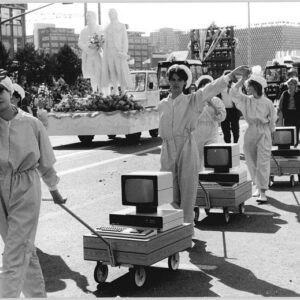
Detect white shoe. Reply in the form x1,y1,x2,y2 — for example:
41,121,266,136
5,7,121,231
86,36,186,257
257,193,267,202
252,189,260,197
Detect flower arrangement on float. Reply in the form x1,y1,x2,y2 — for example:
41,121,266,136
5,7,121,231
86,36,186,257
52,93,144,113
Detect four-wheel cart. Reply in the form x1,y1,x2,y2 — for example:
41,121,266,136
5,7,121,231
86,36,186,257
58,204,193,288
269,154,300,187
194,180,252,223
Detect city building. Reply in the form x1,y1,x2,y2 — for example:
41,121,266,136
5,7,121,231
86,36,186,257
235,22,300,67
150,28,189,54
33,23,55,50
38,26,80,55
0,4,27,56
128,31,152,70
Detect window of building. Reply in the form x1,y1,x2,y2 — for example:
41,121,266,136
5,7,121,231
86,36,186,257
13,25,22,37
42,36,49,41
1,8,10,20
12,9,21,25
2,24,11,36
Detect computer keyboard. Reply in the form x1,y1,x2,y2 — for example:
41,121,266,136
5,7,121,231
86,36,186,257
97,226,126,232
95,226,157,238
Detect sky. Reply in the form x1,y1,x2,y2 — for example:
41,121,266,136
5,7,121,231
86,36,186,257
22,1,300,36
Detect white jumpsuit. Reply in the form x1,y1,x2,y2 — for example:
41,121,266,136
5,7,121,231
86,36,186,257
158,76,230,224
194,96,226,172
0,109,59,298
231,88,276,190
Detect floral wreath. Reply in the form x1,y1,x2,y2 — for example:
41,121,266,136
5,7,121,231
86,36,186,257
168,64,192,89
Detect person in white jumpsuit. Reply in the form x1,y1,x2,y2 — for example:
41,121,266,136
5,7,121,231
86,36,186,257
0,70,65,298
194,75,227,172
158,64,250,224
231,69,276,202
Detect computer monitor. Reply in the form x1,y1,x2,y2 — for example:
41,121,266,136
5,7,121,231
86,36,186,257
204,143,240,173
272,126,298,149
121,171,173,214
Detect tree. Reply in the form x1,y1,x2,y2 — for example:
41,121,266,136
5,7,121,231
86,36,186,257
0,42,10,69
14,43,46,85
56,44,81,85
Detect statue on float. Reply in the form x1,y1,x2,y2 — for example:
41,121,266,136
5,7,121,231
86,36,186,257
78,11,104,93
102,8,132,95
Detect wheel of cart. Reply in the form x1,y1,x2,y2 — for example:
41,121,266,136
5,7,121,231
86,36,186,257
130,266,147,287
94,262,109,283
168,252,180,271
269,175,274,187
238,203,246,214
290,174,295,187
193,206,200,224
223,207,230,223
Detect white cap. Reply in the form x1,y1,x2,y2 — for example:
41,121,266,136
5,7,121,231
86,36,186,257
195,75,213,88
12,83,25,100
168,64,192,89
247,74,268,89
247,65,267,89
0,76,14,95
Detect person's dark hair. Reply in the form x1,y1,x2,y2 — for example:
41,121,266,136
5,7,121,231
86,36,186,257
248,79,263,96
197,79,212,89
167,66,188,82
12,91,22,107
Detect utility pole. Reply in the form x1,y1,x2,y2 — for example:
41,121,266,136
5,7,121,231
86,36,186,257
247,1,251,66
98,3,101,25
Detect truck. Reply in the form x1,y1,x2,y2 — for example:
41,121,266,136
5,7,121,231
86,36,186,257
264,58,300,102
46,70,160,144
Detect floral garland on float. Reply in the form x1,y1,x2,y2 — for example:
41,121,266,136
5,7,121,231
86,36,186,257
52,93,144,113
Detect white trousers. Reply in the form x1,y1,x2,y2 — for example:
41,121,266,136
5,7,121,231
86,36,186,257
243,124,272,190
0,172,46,298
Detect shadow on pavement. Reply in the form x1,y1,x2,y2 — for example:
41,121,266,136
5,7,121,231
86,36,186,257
53,136,162,153
188,239,300,297
195,204,286,233
93,266,217,297
37,248,91,294
267,196,300,223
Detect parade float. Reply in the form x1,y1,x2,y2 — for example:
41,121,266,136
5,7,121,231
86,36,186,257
47,70,160,144
47,10,159,144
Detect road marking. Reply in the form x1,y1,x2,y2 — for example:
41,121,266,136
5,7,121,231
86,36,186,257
245,211,275,216
57,145,161,176
55,145,113,160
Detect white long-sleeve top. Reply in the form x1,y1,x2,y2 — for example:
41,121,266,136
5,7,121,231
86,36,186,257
230,87,276,132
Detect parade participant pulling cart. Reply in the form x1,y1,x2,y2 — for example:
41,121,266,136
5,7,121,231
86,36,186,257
56,171,193,288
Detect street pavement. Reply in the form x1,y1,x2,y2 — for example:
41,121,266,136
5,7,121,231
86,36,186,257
0,121,300,298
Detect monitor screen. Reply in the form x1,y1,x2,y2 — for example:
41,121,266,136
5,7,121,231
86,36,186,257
206,148,230,167
124,178,155,204
272,127,297,147
273,130,292,145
